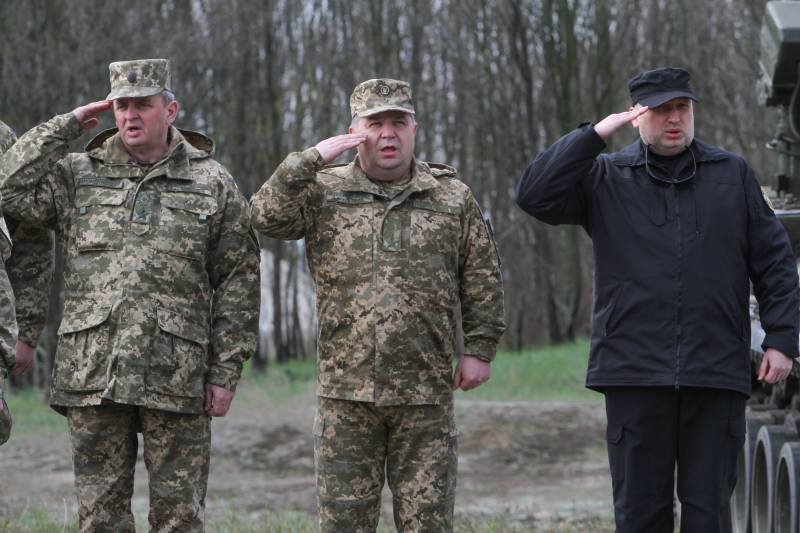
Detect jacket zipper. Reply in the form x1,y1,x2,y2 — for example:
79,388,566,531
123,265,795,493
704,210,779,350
674,184,682,391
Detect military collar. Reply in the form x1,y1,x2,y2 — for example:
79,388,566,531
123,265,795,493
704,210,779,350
611,137,730,168
84,126,213,181
339,156,439,198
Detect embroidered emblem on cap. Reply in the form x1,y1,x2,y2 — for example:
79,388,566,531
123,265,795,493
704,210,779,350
377,82,391,97
127,70,138,83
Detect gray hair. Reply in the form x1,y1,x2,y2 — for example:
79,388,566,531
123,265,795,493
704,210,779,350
161,89,176,104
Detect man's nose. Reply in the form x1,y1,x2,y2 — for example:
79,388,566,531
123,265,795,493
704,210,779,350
379,125,396,138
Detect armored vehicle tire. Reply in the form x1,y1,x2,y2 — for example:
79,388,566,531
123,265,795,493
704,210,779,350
774,442,800,532
752,425,799,533
735,411,785,533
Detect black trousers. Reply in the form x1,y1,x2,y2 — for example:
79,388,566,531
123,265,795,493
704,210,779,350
603,386,746,533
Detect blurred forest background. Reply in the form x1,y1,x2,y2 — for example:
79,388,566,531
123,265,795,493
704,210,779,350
0,0,780,387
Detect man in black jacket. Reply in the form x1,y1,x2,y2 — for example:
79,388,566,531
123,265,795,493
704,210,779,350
515,67,800,533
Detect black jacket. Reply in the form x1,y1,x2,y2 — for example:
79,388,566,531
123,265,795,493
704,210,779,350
515,124,800,395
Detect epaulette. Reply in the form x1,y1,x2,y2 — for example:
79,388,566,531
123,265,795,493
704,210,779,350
321,162,349,170
319,162,351,179
426,162,457,179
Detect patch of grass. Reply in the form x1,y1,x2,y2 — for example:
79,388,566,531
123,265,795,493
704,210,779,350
457,340,599,402
0,505,614,533
244,358,316,404
1,341,597,441
3,387,66,436
0,505,79,533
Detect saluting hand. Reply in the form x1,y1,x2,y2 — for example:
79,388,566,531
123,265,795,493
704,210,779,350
315,133,367,164
758,347,794,384
71,100,112,131
593,106,649,140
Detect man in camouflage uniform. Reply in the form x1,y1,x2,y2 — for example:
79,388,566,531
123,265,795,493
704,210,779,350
0,59,260,531
0,120,21,446
251,79,506,532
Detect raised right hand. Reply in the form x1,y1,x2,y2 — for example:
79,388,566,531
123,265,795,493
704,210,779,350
315,133,367,164
593,106,649,140
72,100,112,131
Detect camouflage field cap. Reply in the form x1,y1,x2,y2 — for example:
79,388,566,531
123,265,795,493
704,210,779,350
350,78,415,119
106,58,171,100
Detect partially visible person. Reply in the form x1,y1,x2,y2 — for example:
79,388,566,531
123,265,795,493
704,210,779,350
0,119,22,445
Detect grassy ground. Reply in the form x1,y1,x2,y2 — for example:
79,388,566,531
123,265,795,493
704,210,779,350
456,340,597,402
1,340,607,532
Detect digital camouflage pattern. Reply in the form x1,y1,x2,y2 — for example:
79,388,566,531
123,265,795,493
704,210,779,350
0,121,18,373
0,118,54,350
0,120,21,447
350,78,416,118
106,58,171,100
0,120,16,153
315,396,457,532
0,112,260,415
6,220,54,347
251,148,505,406
67,404,209,532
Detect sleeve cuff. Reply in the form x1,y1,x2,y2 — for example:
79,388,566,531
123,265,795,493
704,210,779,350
206,364,242,392
763,333,800,360
59,113,86,140
464,338,498,363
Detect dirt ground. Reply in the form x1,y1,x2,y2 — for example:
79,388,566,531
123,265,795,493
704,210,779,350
0,383,614,531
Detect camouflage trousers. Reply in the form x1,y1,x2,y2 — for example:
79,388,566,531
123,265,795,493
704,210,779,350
314,396,458,533
66,403,210,533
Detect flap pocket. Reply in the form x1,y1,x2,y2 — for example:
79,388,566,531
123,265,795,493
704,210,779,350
161,192,218,216
58,306,112,335
409,200,459,216
76,188,128,208
156,307,209,346
325,191,373,205
77,177,125,189
605,423,624,444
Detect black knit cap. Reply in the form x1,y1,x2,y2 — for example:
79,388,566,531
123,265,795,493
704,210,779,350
629,67,699,108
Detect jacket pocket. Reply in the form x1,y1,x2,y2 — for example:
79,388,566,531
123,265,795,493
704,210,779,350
155,191,218,262
148,307,209,398
409,201,459,293
74,188,129,252
54,306,113,391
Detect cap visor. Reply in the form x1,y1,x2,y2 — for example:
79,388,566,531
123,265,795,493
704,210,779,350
105,86,164,101
354,105,415,119
638,91,699,108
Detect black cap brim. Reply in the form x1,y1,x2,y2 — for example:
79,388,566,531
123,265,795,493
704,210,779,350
637,90,699,108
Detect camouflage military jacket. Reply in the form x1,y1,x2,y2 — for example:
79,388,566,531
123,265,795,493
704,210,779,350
251,148,505,406
0,113,260,413
0,121,18,374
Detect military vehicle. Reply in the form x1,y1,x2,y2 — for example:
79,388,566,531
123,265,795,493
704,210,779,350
733,2,800,532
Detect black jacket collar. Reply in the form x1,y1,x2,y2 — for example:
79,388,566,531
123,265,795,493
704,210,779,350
609,138,730,167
